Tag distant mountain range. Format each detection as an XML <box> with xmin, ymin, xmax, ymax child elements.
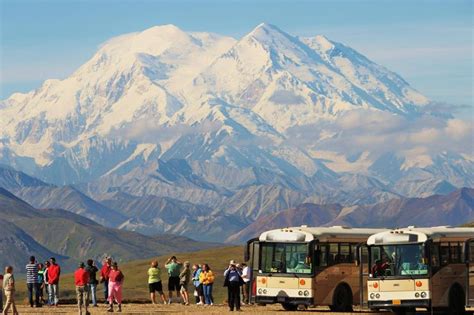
<box><xmin>0</xmin><ymin>24</ymin><xmax>472</xmax><ymax>245</ymax></box>
<box><xmin>0</xmin><ymin>185</ymin><xmax>217</xmax><ymax>273</ymax></box>
<box><xmin>1</xmin><ymin>165</ymin><xmax>472</xmax><ymax>245</ymax></box>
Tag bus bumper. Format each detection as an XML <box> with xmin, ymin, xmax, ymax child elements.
<box><xmin>256</xmin><ymin>296</ymin><xmax>313</xmax><ymax>306</ymax></box>
<box><xmin>369</xmin><ymin>299</ymin><xmax>430</xmax><ymax>309</ymax></box>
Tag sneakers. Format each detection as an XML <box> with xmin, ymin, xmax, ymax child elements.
<box><xmin>196</xmin><ymin>301</ymin><xmax>204</xmax><ymax>305</ymax></box>
<box><xmin>107</xmin><ymin>304</ymin><xmax>113</xmax><ymax>312</ymax></box>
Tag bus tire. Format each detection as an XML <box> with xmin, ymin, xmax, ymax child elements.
<box><xmin>448</xmin><ymin>284</ymin><xmax>465</xmax><ymax>315</ymax></box>
<box><xmin>282</xmin><ymin>303</ymin><xmax>298</xmax><ymax>311</ymax></box>
<box><xmin>330</xmin><ymin>284</ymin><xmax>353</xmax><ymax>312</ymax></box>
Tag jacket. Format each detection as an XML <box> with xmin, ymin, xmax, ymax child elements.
<box><xmin>199</xmin><ymin>270</ymin><xmax>215</xmax><ymax>285</ymax></box>
<box><xmin>47</xmin><ymin>264</ymin><xmax>61</xmax><ymax>284</ymax></box>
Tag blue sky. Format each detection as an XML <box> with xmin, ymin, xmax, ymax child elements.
<box><xmin>1</xmin><ymin>0</ymin><xmax>472</xmax><ymax>110</ymax></box>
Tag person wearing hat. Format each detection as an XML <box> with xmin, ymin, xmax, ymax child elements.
<box><xmin>107</xmin><ymin>262</ymin><xmax>124</xmax><ymax>312</ymax></box>
<box><xmin>74</xmin><ymin>262</ymin><xmax>90</xmax><ymax>315</ymax></box>
<box><xmin>224</xmin><ymin>260</ymin><xmax>244</xmax><ymax>312</ymax></box>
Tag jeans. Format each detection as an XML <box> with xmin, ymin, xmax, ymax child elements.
<box><xmin>103</xmin><ymin>280</ymin><xmax>109</xmax><ymax>301</ymax></box>
<box><xmin>203</xmin><ymin>284</ymin><xmax>214</xmax><ymax>305</ymax></box>
<box><xmin>27</xmin><ymin>283</ymin><xmax>40</xmax><ymax>306</ymax></box>
<box><xmin>227</xmin><ymin>282</ymin><xmax>241</xmax><ymax>311</ymax></box>
<box><xmin>48</xmin><ymin>283</ymin><xmax>59</xmax><ymax>305</ymax></box>
<box><xmin>89</xmin><ymin>283</ymin><xmax>97</xmax><ymax>306</ymax></box>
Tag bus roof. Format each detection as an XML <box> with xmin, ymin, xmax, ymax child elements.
<box><xmin>367</xmin><ymin>226</ymin><xmax>474</xmax><ymax>245</ymax></box>
<box><xmin>259</xmin><ymin>226</ymin><xmax>387</xmax><ymax>243</ymax></box>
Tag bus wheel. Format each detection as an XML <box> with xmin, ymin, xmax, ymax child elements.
<box><xmin>330</xmin><ymin>284</ymin><xmax>353</xmax><ymax>312</ymax></box>
<box><xmin>448</xmin><ymin>285</ymin><xmax>465</xmax><ymax>315</ymax></box>
<box><xmin>282</xmin><ymin>303</ymin><xmax>298</xmax><ymax>311</ymax></box>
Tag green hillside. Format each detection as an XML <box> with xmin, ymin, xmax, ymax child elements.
<box><xmin>15</xmin><ymin>246</ymin><xmax>244</xmax><ymax>304</ymax></box>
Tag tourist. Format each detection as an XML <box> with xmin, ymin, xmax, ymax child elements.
<box><xmin>2</xmin><ymin>266</ymin><xmax>18</xmax><ymax>315</ymax></box>
<box><xmin>179</xmin><ymin>261</ymin><xmax>191</xmax><ymax>305</ymax></box>
<box><xmin>165</xmin><ymin>256</ymin><xmax>182</xmax><ymax>304</ymax></box>
<box><xmin>100</xmin><ymin>257</ymin><xmax>112</xmax><ymax>303</ymax></box>
<box><xmin>241</xmin><ymin>263</ymin><xmax>251</xmax><ymax>305</ymax></box>
<box><xmin>26</xmin><ymin>255</ymin><xmax>41</xmax><ymax>307</ymax></box>
<box><xmin>148</xmin><ymin>260</ymin><xmax>167</xmax><ymax>304</ymax></box>
<box><xmin>43</xmin><ymin>261</ymin><xmax>51</xmax><ymax>305</ymax></box>
<box><xmin>199</xmin><ymin>264</ymin><xmax>215</xmax><ymax>305</ymax></box>
<box><xmin>192</xmin><ymin>264</ymin><xmax>204</xmax><ymax>305</ymax></box>
<box><xmin>47</xmin><ymin>257</ymin><xmax>61</xmax><ymax>306</ymax></box>
<box><xmin>224</xmin><ymin>260</ymin><xmax>244</xmax><ymax>311</ymax></box>
<box><xmin>107</xmin><ymin>262</ymin><xmax>124</xmax><ymax>313</ymax></box>
<box><xmin>86</xmin><ymin>259</ymin><xmax>99</xmax><ymax>307</ymax></box>
<box><xmin>0</xmin><ymin>273</ymin><xmax>3</xmax><ymax>312</ymax></box>
<box><xmin>74</xmin><ymin>262</ymin><xmax>90</xmax><ymax>315</ymax></box>
<box><xmin>37</xmin><ymin>263</ymin><xmax>46</xmax><ymax>305</ymax></box>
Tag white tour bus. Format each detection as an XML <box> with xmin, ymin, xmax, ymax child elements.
<box><xmin>364</xmin><ymin>226</ymin><xmax>474</xmax><ymax>314</ymax></box>
<box><xmin>245</xmin><ymin>226</ymin><xmax>386</xmax><ymax>311</ymax></box>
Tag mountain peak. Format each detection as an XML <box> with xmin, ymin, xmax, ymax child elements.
<box><xmin>247</xmin><ymin>22</ymin><xmax>289</xmax><ymax>40</ymax></box>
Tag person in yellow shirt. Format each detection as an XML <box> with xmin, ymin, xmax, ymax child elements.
<box><xmin>147</xmin><ymin>261</ymin><xmax>167</xmax><ymax>305</ymax></box>
<box><xmin>199</xmin><ymin>264</ymin><xmax>215</xmax><ymax>305</ymax></box>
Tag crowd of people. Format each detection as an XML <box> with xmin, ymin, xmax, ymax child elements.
<box><xmin>0</xmin><ymin>255</ymin><xmax>252</xmax><ymax>314</ymax></box>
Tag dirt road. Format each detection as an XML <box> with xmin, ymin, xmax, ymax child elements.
<box><xmin>13</xmin><ymin>303</ymin><xmax>383</xmax><ymax>314</ymax></box>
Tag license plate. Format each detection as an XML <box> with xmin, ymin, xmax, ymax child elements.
<box><xmin>392</xmin><ymin>299</ymin><xmax>401</xmax><ymax>305</ymax></box>
<box><xmin>277</xmin><ymin>296</ymin><xmax>286</xmax><ymax>303</ymax></box>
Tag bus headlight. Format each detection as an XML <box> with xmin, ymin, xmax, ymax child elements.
<box><xmin>298</xmin><ymin>291</ymin><xmax>303</xmax><ymax>296</ymax></box>
<box><xmin>258</xmin><ymin>289</ymin><xmax>262</xmax><ymax>294</ymax></box>
<box><xmin>375</xmin><ymin>293</ymin><xmax>380</xmax><ymax>299</ymax></box>
<box><xmin>420</xmin><ymin>292</ymin><xmax>427</xmax><ymax>298</ymax></box>
<box><xmin>415</xmin><ymin>292</ymin><xmax>420</xmax><ymax>298</ymax></box>
<box><xmin>263</xmin><ymin>289</ymin><xmax>267</xmax><ymax>294</ymax></box>
<box><xmin>370</xmin><ymin>293</ymin><xmax>375</xmax><ymax>299</ymax></box>
<box><xmin>304</xmin><ymin>290</ymin><xmax>309</xmax><ymax>296</ymax></box>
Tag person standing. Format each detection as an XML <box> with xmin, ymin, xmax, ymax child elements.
<box><xmin>2</xmin><ymin>266</ymin><xmax>18</xmax><ymax>315</ymax></box>
<box><xmin>165</xmin><ymin>256</ymin><xmax>182</xmax><ymax>304</ymax></box>
<box><xmin>107</xmin><ymin>262</ymin><xmax>124</xmax><ymax>313</ymax></box>
<box><xmin>199</xmin><ymin>264</ymin><xmax>215</xmax><ymax>305</ymax></box>
<box><xmin>26</xmin><ymin>255</ymin><xmax>41</xmax><ymax>307</ymax></box>
<box><xmin>148</xmin><ymin>260</ymin><xmax>167</xmax><ymax>304</ymax></box>
<box><xmin>74</xmin><ymin>262</ymin><xmax>90</xmax><ymax>315</ymax></box>
<box><xmin>0</xmin><ymin>273</ymin><xmax>3</xmax><ymax>312</ymax></box>
<box><xmin>179</xmin><ymin>261</ymin><xmax>191</xmax><ymax>305</ymax></box>
<box><xmin>100</xmin><ymin>257</ymin><xmax>112</xmax><ymax>304</ymax></box>
<box><xmin>85</xmin><ymin>259</ymin><xmax>99</xmax><ymax>307</ymax></box>
<box><xmin>224</xmin><ymin>260</ymin><xmax>243</xmax><ymax>311</ymax></box>
<box><xmin>37</xmin><ymin>263</ymin><xmax>45</xmax><ymax>305</ymax></box>
<box><xmin>43</xmin><ymin>261</ymin><xmax>51</xmax><ymax>305</ymax></box>
<box><xmin>241</xmin><ymin>263</ymin><xmax>251</xmax><ymax>305</ymax></box>
<box><xmin>192</xmin><ymin>264</ymin><xmax>204</xmax><ymax>305</ymax></box>
<box><xmin>47</xmin><ymin>257</ymin><xmax>61</xmax><ymax>306</ymax></box>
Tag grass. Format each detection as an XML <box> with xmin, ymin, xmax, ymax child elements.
<box><xmin>14</xmin><ymin>246</ymin><xmax>244</xmax><ymax>305</ymax></box>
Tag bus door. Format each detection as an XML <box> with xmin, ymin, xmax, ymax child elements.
<box><xmin>245</xmin><ymin>238</ymin><xmax>260</xmax><ymax>304</ymax></box>
<box><xmin>466</xmin><ymin>239</ymin><xmax>474</xmax><ymax>307</ymax></box>
<box><xmin>356</xmin><ymin>243</ymin><xmax>369</xmax><ymax>309</ymax></box>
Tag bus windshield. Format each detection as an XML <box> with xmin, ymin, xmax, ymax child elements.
<box><xmin>370</xmin><ymin>244</ymin><xmax>428</xmax><ymax>278</ymax></box>
<box><xmin>260</xmin><ymin>243</ymin><xmax>312</xmax><ymax>274</ymax></box>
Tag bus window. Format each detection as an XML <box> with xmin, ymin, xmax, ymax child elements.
<box><xmin>450</xmin><ymin>242</ymin><xmax>461</xmax><ymax>263</ymax></box>
<box><xmin>440</xmin><ymin>243</ymin><xmax>450</xmax><ymax>265</ymax></box>
<box><xmin>470</xmin><ymin>242</ymin><xmax>474</xmax><ymax>263</ymax></box>
<box><xmin>430</xmin><ymin>244</ymin><xmax>440</xmax><ymax>269</ymax></box>
<box><xmin>329</xmin><ymin>243</ymin><xmax>338</xmax><ymax>265</ymax></box>
<box><xmin>340</xmin><ymin>243</ymin><xmax>351</xmax><ymax>263</ymax></box>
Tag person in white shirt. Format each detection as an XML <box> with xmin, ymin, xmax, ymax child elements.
<box><xmin>241</xmin><ymin>263</ymin><xmax>251</xmax><ymax>305</ymax></box>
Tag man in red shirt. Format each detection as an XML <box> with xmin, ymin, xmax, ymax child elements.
<box><xmin>47</xmin><ymin>257</ymin><xmax>61</xmax><ymax>306</ymax></box>
<box><xmin>100</xmin><ymin>257</ymin><xmax>112</xmax><ymax>303</ymax></box>
<box><xmin>75</xmin><ymin>262</ymin><xmax>89</xmax><ymax>315</ymax></box>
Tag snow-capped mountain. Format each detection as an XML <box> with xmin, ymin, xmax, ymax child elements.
<box><xmin>0</xmin><ymin>23</ymin><xmax>471</xmax><ymax>221</ymax></box>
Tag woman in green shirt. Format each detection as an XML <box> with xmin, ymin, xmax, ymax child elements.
<box><xmin>148</xmin><ymin>261</ymin><xmax>167</xmax><ymax>304</ymax></box>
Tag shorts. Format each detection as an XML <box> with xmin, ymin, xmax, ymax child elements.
<box><xmin>168</xmin><ymin>276</ymin><xmax>180</xmax><ymax>292</ymax></box>
<box><xmin>148</xmin><ymin>281</ymin><xmax>163</xmax><ymax>293</ymax></box>
<box><xmin>180</xmin><ymin>283</ymin><xmax>189</xmax><ymax>292</ymax></box>
<box><xmin>195</xmin><ymin>283</ymin><xmax>203</xmax><ymax>295</ymax></box>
